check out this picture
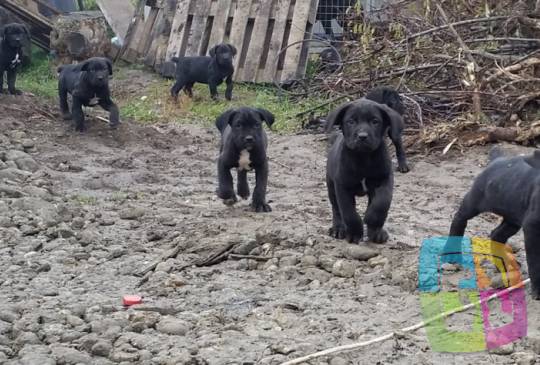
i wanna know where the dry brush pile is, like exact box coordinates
[296,0,540,152]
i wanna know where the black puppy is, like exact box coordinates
[171,43,237,101]
[216,107,274,212]
[365,86,409,173]
[448,147,540,299]
[58,57,119,132]
[0,23,30,95]
[326,98,404,244]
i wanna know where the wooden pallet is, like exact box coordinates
[122,0,320,83]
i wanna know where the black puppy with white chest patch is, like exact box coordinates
[365,86,409,173]
[448,147,540,299]
[216,107,274,212]
[326,99,404,244]
[0,23,30,95]
[58,57,119,132]
[171,43,237,101]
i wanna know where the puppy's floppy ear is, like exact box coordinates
[227,44,237,56]
[105,58,113,75]
[209,45,217,57]
[215,108,237,133]
[80,60,90,72]
[376,103,404,141]
[254,108,274,129]
[23,25,31,39]
[325,101,354,132]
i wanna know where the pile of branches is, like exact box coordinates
[294,0,540,151]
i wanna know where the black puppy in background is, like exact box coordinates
[216,107,274,212]
[171,43,237,101]
[0,23,30,95]
[448,147,540,299]
[58,57,119,132]
[365,86,409,173]
[326,98,404,243]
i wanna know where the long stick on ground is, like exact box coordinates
[280,278,531,365]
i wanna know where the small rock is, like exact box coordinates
[489,342,514,355]
[0,184,23,198]
[156,317,189,336]
[300,255,318,267]
[78,229,100,246]
[332,259,357,278]
[55,223,74,238]
[441,263,459,272]
[21,139,35,150]
[527,334,540,354]
[119,207,145,220]
[0,311,18,323]
[330,356,350,365]
[71,217,85,230]
[91,340,112,357]
[512,352,536,365]
[15,157,40,172]
[368,255,389,268]
[5,149,30,161]
[146,230,164,242]
[233,240,259,255]
[52,345,93,364]
[344,245,378,261]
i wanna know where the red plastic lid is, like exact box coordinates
[123,295,142,306]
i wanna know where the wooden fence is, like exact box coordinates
[122,0,320,83]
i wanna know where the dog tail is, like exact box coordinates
[488,146,505,162]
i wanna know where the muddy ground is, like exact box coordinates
[1,92,540,365]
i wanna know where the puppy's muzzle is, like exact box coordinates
[243,135,255,149]
[355,132,368,142]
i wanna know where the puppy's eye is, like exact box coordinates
[235,123,242,129]
[371,119,380,124]
[346,119,355,125]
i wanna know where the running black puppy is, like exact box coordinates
[0,23,30,95]
[448,147,540,299]
[326,98,404,244]
[365,86,409,173]
[216,107,274,212]
[171,43,237,101]
[58,57,119,132]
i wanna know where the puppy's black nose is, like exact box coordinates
[244,136,254,143]
[356,132,368,141]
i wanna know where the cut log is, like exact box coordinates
[50,11,112,65]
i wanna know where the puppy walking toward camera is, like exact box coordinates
[448,147,540,299]
[171,43,237,101]
[365,86,410,173]
[216,107,274,212]
[0,23,30,95]
[57,57,119,132]
[326,99,404,244]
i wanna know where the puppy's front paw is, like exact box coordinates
[238,187,250,200]
[251,201,271,213]
[329,224,347,240]
[62,113,73,121]
[223,196,238,206]
[367,227,389,244]
[397,163,410,173]
[9,89,22,95]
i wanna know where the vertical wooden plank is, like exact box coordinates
[95,0,135,42]
[260,0,291,82]
[165,0,192,60]
[295,0,319,78]
[228,0,253,72]
[185,0,212,56]
[280,0,314,81]
[137,7,159,55]
[240,0,274,82]
[144,8,164,66]
[207,0,233,47]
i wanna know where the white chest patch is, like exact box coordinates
[89,97,100,106]
[10,53,20,68]
[238,149,252,171]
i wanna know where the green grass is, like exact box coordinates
[119,79,327,132]
[18,49,327,133]
[17,49,57,100]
